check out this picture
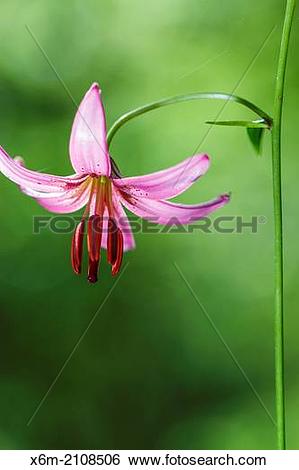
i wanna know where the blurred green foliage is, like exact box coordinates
[0,0,298,450]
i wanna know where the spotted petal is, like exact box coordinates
[69,83,111,176]
[113,154,210,200]
[35,180,91,214]
[0,145,85,192]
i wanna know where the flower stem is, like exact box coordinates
[272,0,296,450]
[107,92,272,147]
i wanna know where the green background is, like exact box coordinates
[0,0,298,450]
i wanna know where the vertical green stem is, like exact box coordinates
[272,0,296,450]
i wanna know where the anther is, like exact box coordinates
[107,217,118,265]
[112,229,124,276]
[87,215,103,262]
[88,258,99,283]
[71,218,85,275]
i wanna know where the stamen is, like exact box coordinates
[112,228,124,276]
[87,215,102,283]
[104,180,123,276]
[107,217,118,265]
[88,258,99,283]
[71,218,85,275]
[86,177,106,283]
[87,215,103,262]
[71,175,125,282]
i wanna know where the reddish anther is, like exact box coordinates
[112,229,124,276]
[71,218,85,275]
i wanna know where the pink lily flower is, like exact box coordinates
[0,83,230,282]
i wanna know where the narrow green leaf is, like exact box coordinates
[246,127,265,155]
[206,119,268,128]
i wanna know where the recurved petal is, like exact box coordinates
[35,180,91,214]
[121,193,230,225]
[112,154,210,200]
[0,145,86,192]
[69,83,111,176]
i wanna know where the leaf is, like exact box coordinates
[246,127,265,155]
[205,119,268,128]
[205,119,266,155]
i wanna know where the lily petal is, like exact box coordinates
[121,193,230,225]
[35,180,91,213]
[69,83,111,176]
[112,154,210,200]
[0,145,86,192]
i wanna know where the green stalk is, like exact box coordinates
[272,0,296,450]
[107,92,272,147]
[106,2,296,448]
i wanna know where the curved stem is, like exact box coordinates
[107,92,272,147]
[271,0,296,450]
